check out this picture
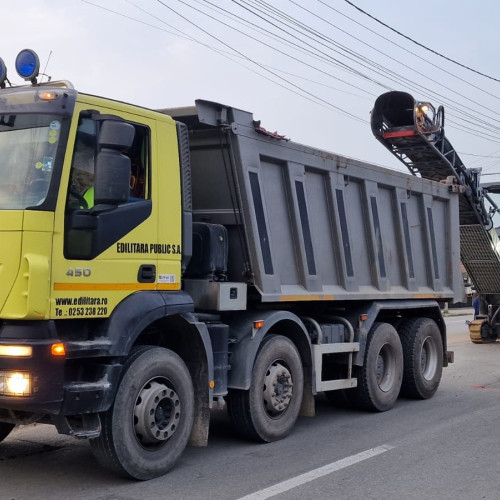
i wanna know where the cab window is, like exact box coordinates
[64,112,152,260]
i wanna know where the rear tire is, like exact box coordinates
[0,422,14,442]
[350,322,403,412]
[399,317,443,399]
[227,334,304,442]
[89,346,194,480]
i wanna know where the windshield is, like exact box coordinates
[0,114,63,209]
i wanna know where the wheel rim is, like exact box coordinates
[376,343,396,392]
[133,378,181,448]
[262,361,293,417]
[421,335,438,381]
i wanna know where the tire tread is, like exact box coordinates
[349,322,403,412]
[399,317,443,399]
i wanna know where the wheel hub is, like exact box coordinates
[134,379,180,445]
[421,336,438,380]
[376,343,395,392]
[263,362,293,416]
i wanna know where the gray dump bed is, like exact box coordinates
[167,100,462,303]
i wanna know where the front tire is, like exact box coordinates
[227,334,304,442]
[399,317,443,399]
[351,322,403,412]
[0,422,14,442]
[90,346,194,480]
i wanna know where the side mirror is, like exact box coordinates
[94,120,135,206]
[98,120,135,150]
[94,151,130,205]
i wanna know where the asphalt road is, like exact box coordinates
[2,313,500,500]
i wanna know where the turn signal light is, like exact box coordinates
[51,343,66,356]
[38,90,59,100]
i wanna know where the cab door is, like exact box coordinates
[50,99,165,320]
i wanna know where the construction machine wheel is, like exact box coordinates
[469,318,497,344]
[399,317,443,399]
[350,322,403,412]
[89,346,194,480]
[0,422,14,442]
[227,334,304,442]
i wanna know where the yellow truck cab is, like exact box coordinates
[0,51,202,479]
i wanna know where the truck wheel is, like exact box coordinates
[399,317,443,399]
[89,346,194,480]
[227,334,304,442]
[351,322,403,412]
[0,423,14,442]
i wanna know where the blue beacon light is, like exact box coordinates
[15,49,40,82]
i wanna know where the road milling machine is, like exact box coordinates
[371,91,500,343]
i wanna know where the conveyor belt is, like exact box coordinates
[371,91,497,296]
[379,130,482,225]
[460,225,500,295]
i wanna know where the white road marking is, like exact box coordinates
[236,444,394,500]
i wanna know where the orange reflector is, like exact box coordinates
[209,380,215,389]
[253,320,264,329]
[51,343,66,356]
[359,314,368,322]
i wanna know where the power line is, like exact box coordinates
[83,0,500,159]
[88,0,500,140]
[228,0,393,91]
[196,0,378,97]
[155,0,367,123]
[82,0,187,38]
[459,152,500,159]
[316,0,500,103]
[343,0,500,83]
[233,0,500,136]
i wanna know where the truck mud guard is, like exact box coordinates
[225,309,313,391]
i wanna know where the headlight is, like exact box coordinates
[0,371,32,396]
[0,345,32,357]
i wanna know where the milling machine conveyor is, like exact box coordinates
[371,91,500,342]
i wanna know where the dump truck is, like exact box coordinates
[371,90,500,344]
[0,50,460,480]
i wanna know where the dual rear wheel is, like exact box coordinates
[332,318,443,412]
[227,318,443,444]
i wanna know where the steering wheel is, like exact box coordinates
[67,189,88,210]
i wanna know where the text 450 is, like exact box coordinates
[66,268,91,277]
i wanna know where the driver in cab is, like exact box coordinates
[69,138,94,209]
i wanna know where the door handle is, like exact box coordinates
[138,264,156,283]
